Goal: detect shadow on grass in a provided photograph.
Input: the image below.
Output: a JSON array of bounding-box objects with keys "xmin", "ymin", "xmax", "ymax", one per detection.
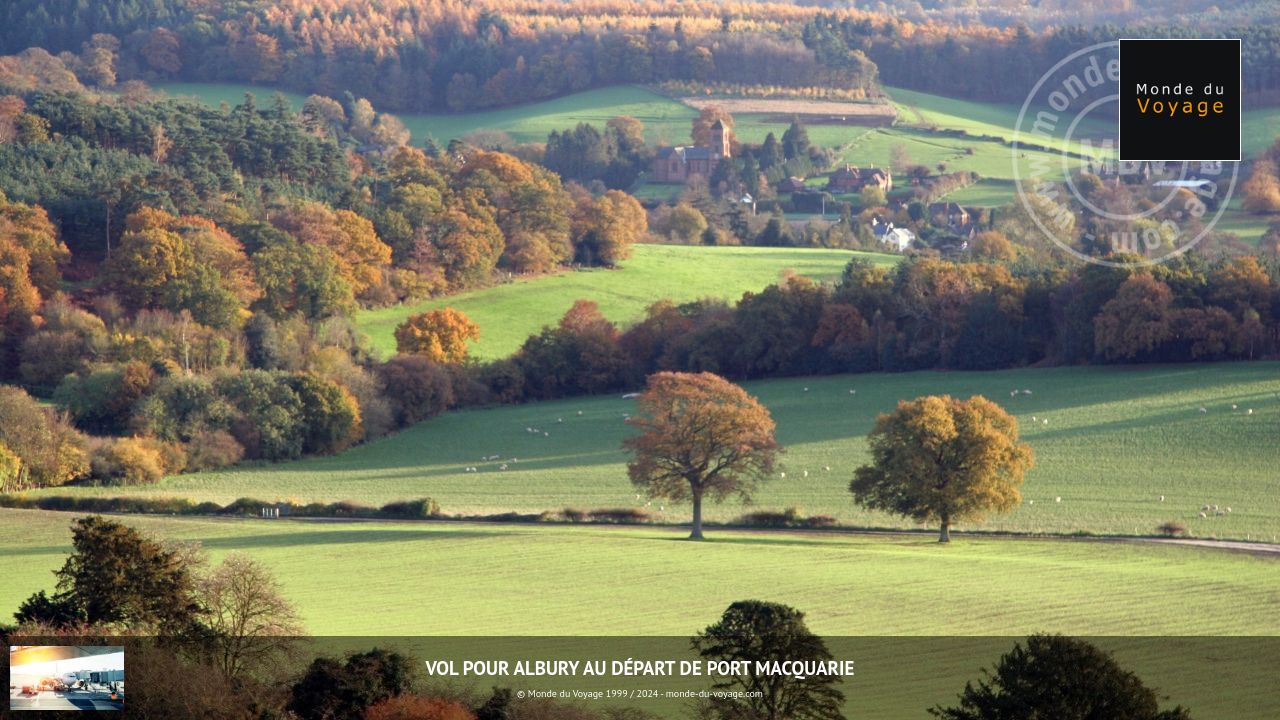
[
  {"xmin": 0, "ymin": 544, "xmax": 78, "ymax": 557},
  {"xmin": 197, "ymin": 528, "xmax": 506, "ymax": 550},
  {"xmin": 633, "ymin": 532, "xmax": 938, "ymax": 550}
]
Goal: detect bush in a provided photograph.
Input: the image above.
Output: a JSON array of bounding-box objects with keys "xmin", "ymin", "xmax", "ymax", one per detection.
[
  {"xmin": 735, "ymin": 507, "xmax": 837, "ymax": 529},
  {"xmin": 377, "ymin": 355, "xmax": 455, "ymax": 427},
  {"xmin": 478, "ymin": 359, "xmax": 525, "ymax": 404},
  {"xmin": 587, "ymin": 508, "xmax": 654, "ymax": 523},
  {"xmin": 379, "ymin": 498, "xmax": 440, "ymax": 518},
  {"xmin": 1157, "ymin": 521, "xmax": 1189, "ymax": 537},
  {"xmin": 366, "ymin": 695, "xmax": 476, "ymax": 720},
  {"xmin": 560, "ymin": 507, "xmax": 588, "ymax": 522},
  {"xmin": 185, "ymin": 430, "xmax": 246, "ymax": 471},
  {"xmin": 89, "ymin": 437, "xmax": 166, "ymax": 486},
  {"xmin": 0, "ymin": 384, "xmax": 90, "ymax": 489}
]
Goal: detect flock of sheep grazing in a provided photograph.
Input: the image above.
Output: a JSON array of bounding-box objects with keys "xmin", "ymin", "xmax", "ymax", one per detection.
[{"xmin": 455, "ymin": 382, "xmax": 1257, "ymax": 525}]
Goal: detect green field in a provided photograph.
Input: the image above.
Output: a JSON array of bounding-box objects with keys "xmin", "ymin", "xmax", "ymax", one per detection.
[
  {"xmin": 356, "ymin": 244, "xmax": 887, "ymax": 359},
  {"xmin": 3, "ymin": 509, "xmax": 1277, "ymax": 638},
  {"xmin": 24, "ymin": 363, "xmax": 1279, "ymax": 541}
]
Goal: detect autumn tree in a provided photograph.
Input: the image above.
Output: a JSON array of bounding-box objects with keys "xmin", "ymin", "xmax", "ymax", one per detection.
[
  {"xmin": 623, "ymin": 371, "xmax": 780, "ymax": 539},
  {"xmin": 694, "ymin": 601, "xmax": 845, "ymax": 720},
  {"xmin": 0, "ymin": 384, "xmax": 88, "ymax": 488},
  {"xmin": 859, "ymin": 184, "xmax": 886, "ymax": 209},
  {"xmin": 1093, "ymin": 273, "xmax": 1174, "ymax": 361},
  {"xmin": 366, "ymin": 696, "xmax": 477, "ymax": 720},
  {"xmin": 851, "ymin": 395, "xmax": 1032, "ymax": 542},
  {"xmin": 930, "ymin": 635, "xmax": 1192, "ymax": 720},
  {"xmin": 140, "ymin": 27, "xmax": 182, "ymax": 74},
  {"xmin": 573, "ymin": 189, "xmax": 645, "ymax": 266},
  {"xmin": 252, "ymin": 239, "xmax": 356, "ymax": 320},
  {"xmin": 394, "ymin": 307, "xmax": 480, "ymax": 364},
  {"xmin": 198, "ymin": 553, "xmax": 303, "ymax": 680},
  {"xmin": 692, "ymin": 106, "xmax": 734, "ymax": 148},
  {"xmin": 969, "ymin": 230, "xmax": 1016, "ymax": 262},
  {"xmin": 659, "ymin": 203, "xmax": 710, "ymax": 243},
  {"xmin": 270, "ymin": 202, "xmax": 392, "ymax": 301},
  {"xmin": 1240, "ymin": 159, "xmax": 1280, "ymax": 214}
]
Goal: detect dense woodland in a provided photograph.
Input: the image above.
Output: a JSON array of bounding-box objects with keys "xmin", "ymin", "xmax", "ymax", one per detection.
[{"xmin": 0, "ymin": 0, "xmax": 1276, "ymax": 112}]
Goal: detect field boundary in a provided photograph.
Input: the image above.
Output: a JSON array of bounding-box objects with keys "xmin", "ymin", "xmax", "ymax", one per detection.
[{"xmin": 6, "ymin": 504, "xmax": 1277, "ymax": 554}]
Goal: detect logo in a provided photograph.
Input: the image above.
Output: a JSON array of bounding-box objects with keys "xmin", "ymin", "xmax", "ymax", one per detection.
[{"xmin": 1012, "ymin": 41, "xmax": 1239, "ymax": 268}]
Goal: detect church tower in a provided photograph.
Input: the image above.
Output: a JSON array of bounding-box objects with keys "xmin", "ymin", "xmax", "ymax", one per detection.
[{"xmin": 710, "ymin": 119, "xmax": 731, "ymax": 158}]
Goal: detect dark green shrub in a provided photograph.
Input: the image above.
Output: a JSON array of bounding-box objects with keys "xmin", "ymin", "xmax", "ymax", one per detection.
[{"xmin": 379, "ymin": 498, "xmax": 440, "ymax": 518}]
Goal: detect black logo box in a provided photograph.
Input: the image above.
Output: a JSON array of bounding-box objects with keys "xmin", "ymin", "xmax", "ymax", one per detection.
[{"xmin": 1119, "ymin": 38, "xmax": 1241, "ymax": 162}]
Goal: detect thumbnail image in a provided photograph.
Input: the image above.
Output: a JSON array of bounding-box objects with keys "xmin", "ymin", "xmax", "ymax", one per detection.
[{"xmin": 9, "ymin": 646, "xmax": 123, "ymax": 712}]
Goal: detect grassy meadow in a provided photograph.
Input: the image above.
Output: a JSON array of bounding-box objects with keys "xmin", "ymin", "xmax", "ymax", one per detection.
[
  {"xmin": 3, "ymin": 508, "xmax": 1277, "ymax": 638},
  {"xmin": 355, "ymin": 244, "xmax": 888, "ymax": 359},
  {"xmin": 23, "ymin": 363, "xmax": 1280, "ymax": 542}
]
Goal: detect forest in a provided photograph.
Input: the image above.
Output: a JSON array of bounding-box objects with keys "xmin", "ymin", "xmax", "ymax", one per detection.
[{"xmin": 1, "ymin": 0, "xmax": 1275, "ymax": 113}]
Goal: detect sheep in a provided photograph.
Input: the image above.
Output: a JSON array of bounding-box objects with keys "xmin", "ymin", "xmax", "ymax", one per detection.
[
  {"xmin": 1199, "ymin": 511, "xmax": 1208, "ymax": 518},
  {"xmin": 499, "ymin": 464, "xmax": 508, "ymax": 471},
  {"xmin": 557, "ymin": 417, "xmax": 563, "ymax": 423},
  {"xmin": 1232, "ymin": 404, "xmax": 1238, "ymax": 410},
  {"xmin": 1055, "ymin": 496, "xmax": 1062, "ymax": 503},
  {"xmin": 1198, "ymin": 407, "xmax": 1207, "ymax": 413},
  {"xmin": 1159, "ymin": 495, "xmax": 1165, "ymax": 502},
  {"xmin": 802, "ymin": 470, "xmax": 809, "ymax": 478},
  {"xmin": 1042, "ymin": 419, "xmax": 1048, "ymax": 425},
  {"xmin": 779, "ymin": 472, "xmax": 786, "ymax": 478},
  {"xmin": 1201, "ymin": 504, "xmax": 1210, "ymax": 511},
  {"xmin": 803, "ymin": 387, "xmax": 809, "ymax": 392},
  {"xmin": 543, "ymin": 432, "xmax": 550, "ymax": 437},
  {"xmin": 823, "ymin": 466, "xmax": 831, "ymax": 472},
  {"xmin": 1213, "ymin": 504, "xmax": 1219, "ymax": 511},
  {"xmin": 1215, "ymin": 510, "xmax": 1225, "ymax": 516},
  {"xmin": 1010, "ymin": 390, "xmax": 1018, "ymax": 398},
  {"xmin": 1023, "ymin": 389, "xmax": 1033, "ymax": 395},
  {"xmin": 1226, "ymin": 507, "xmax": 1232, "ymax": 513},
  {"xmin": 849, "ymin": 389, "xmax": 857, "ymax": 394},
  {"xmin": 1247, "ymin": 408, "xmax": 1254, "ymax": 415},
  {"xmin": 1031, "ymin": 415, "xmax": 1037, "ymax": 422},
  {"xmin": 1028, "ymin": 500, "xmax": 1034, "ymax": 505},
  {"xmin": 577, "ymin": 410, "xmax": 583, "ymax": 416}
]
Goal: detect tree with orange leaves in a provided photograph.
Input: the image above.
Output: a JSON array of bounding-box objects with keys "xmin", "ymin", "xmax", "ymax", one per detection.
[
  {"xmin": 623, "ymin": 371, "xmax": 780, "ymax": 540},
  {"xmin": 852, "ymin": 395, "xmax": 1032, "ymax": 542},
  {"xmin": 365, "ymin": 695, "xmax": 475, "ymax": 720},
  {"xmin": 394, "ymin": 307, "xmax": 480, "ymax": 364}
]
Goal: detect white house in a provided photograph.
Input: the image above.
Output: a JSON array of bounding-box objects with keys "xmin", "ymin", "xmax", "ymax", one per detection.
[{"xmin": 871, "ymin": 218, "xmax": 914, "ymax": 252}]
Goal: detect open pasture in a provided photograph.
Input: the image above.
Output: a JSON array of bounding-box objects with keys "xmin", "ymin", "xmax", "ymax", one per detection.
[
  {"xmin": 354, "ymin": 244, "xmax": 884, "ymax": 359},
  {"xmin": 22, "ymin": 363, "xmax": 1280, "ymax": 542}
]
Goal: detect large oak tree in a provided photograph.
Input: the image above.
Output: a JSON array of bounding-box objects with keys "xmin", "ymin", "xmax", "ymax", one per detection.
[
  {"xmin": 851, "ymin": 395, "xmax": 1032, "ymax": 542},
  {"xmin": 623, "ymin": 371, "xmax": 779, "ymax": 539}
]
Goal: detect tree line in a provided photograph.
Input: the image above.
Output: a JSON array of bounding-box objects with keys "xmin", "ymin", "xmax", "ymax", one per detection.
[{"xmin": 2, "ymin": 1, "xmax": 1275, "ymax": 113}]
